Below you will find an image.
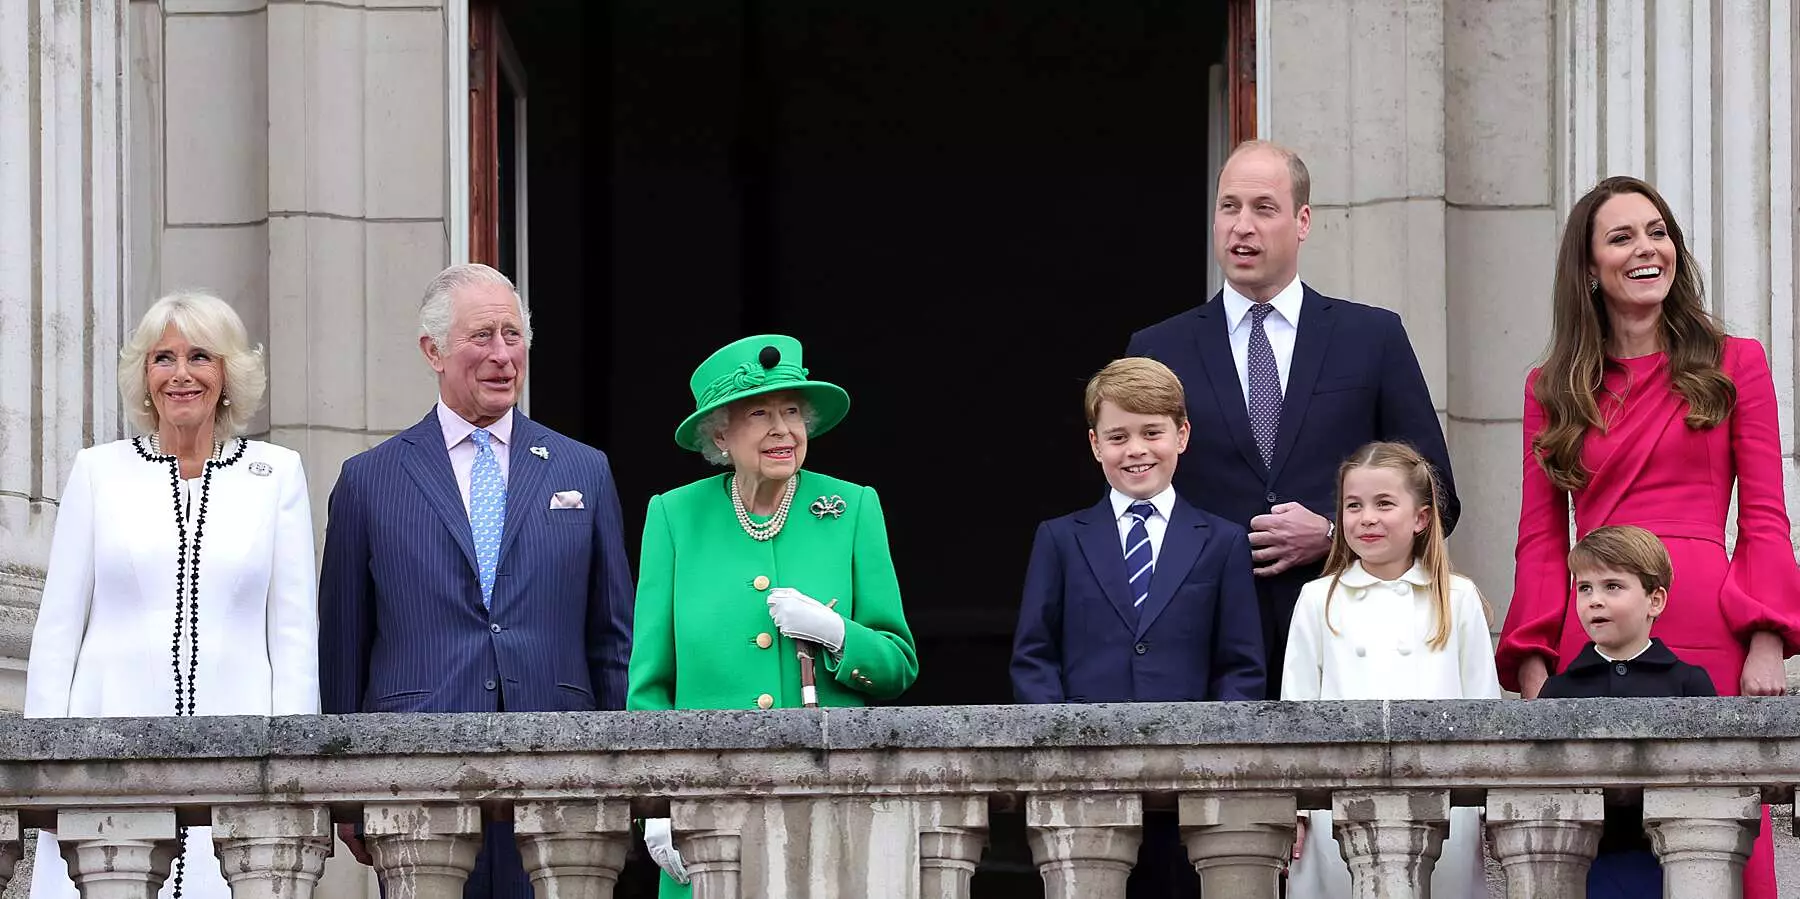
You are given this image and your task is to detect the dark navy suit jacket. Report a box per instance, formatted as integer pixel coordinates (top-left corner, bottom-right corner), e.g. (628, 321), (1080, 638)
(1125, 286), (1457, 698)
(1011, 492), (1265, 704)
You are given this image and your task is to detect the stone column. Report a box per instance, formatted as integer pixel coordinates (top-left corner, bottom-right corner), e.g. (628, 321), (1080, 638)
(1023, 794), (1142, 899)
(1178, 791), (1295, 897)
(1644, 786), (1761, 897)
(0, 0), (129, 714)
(56, 809), (180, 899)
(513, 800), (632, 899)
(0, 810), (19, 893)
(363, 802), (483, 899)
(210, 805), (331, 899)
(672, 799), (753, 899)
(1330, 790), (1448, 899)
(917, 797), (988, 899)
(1485, 788), (1603, 899)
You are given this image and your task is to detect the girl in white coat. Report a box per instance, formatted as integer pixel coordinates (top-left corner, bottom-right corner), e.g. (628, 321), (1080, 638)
(1281, 441), (1500, 899)
(24, 291), (319, 899)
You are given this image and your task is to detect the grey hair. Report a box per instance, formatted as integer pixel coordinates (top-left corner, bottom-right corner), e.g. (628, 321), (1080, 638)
(419, 263), (532, 352)
(119, 290), (267, 438)
(697, 396), (818, 466)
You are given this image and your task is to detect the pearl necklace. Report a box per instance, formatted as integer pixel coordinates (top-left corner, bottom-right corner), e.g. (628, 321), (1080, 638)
(732, 475), (797, 541)
(147, 433), (224, 463)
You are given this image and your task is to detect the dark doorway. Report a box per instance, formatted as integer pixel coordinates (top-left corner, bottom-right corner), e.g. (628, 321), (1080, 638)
(490, 2), (1238, 895)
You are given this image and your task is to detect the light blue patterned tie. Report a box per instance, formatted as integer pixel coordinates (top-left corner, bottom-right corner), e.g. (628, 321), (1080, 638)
(1125, 501), (1156, 612)
(469, 428), (505, 609)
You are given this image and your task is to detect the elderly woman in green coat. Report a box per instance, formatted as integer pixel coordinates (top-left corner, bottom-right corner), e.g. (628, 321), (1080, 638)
(628, 334), (919, 894)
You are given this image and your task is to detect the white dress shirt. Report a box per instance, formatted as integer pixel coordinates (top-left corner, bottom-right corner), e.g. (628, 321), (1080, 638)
(1222, 276), (1304, 404)
(1110, 485), (1176, 563)
(437, 400), (513, 515)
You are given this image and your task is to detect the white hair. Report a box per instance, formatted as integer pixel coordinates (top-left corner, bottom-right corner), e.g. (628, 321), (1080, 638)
(698, 396), (818, 466)
(419, 263), (532, 352)
(119, 291), (267, 438)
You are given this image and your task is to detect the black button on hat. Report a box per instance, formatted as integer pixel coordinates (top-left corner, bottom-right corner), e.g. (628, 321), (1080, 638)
(759, 345), (781, 368)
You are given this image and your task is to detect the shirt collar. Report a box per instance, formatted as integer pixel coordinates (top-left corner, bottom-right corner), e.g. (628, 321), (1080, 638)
(436, 398), (514, 450)
(1337, 559), (1433, 589)
(1110, 485), (1176, 523)
(1222, 276), (1305, 333)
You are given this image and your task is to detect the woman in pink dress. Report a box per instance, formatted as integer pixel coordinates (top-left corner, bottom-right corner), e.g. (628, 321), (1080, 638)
(1496, 175), (1800, 898)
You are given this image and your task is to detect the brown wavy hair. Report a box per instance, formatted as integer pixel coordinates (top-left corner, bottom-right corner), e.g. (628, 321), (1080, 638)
(1534, 176), (1735, 492)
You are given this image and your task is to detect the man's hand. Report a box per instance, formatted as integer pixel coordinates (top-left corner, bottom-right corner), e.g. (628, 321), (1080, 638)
(1247, 502), (1333, 577)
(1742, 631), (1788, 696)
(337, 822), (372, 866)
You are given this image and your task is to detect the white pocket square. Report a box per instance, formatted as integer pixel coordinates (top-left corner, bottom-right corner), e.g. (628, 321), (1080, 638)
(550, 490), (585, 510)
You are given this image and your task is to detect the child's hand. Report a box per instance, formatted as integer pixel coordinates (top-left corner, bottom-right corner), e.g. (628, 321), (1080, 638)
(1292, 815), (1307, 861)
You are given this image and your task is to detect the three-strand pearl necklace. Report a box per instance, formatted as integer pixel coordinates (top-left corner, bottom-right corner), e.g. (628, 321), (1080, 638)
(731, 475), (796, 541)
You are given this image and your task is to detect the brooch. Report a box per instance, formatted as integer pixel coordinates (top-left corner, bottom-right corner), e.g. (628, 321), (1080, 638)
(248, 461), (273, 477)
(810, 494), (846, 519)
(529, 446), (549, 460)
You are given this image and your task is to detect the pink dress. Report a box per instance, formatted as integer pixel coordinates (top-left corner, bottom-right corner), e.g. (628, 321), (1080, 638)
(1498, 337), (1800, 898)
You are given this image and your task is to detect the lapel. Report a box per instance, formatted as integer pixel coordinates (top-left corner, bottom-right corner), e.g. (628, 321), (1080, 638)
(1192, 294), (1268, 474)
(1135, 496), (1210, 638)
(1268, 285), (1335, 484)
(1072, 497), (1139, 632)
(498, 413), (551, 564)
(398, 411), (480, 578)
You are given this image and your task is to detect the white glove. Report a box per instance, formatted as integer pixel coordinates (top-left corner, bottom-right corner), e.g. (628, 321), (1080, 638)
(767, 587), (846, 652)
(644, 818), (691, 884)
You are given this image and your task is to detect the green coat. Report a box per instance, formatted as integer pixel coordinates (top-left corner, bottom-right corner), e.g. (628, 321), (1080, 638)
(627, 471), (920, 898)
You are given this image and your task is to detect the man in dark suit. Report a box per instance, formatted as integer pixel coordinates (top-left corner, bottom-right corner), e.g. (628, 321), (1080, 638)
(1127, 140), (1458, 701)
(319, 263), (635, 899)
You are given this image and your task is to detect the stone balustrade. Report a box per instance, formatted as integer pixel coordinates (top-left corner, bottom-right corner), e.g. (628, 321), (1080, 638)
(0, 698), (1793, 898)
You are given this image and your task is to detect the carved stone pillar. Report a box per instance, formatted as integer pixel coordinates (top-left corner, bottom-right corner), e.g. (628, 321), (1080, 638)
(1485, 788), (1603, 899)
(1024, 794), (1142, 899)
(672, 799), (753, 899)
(1179, 791), (1295, 897)
(513, 799), (632, 899)
(210, 805), (331, 899)
(1644, 786), (1761, 897)
(917, 797), (988, 899)
(56, 808), (180, 899)
(364, 802), (483, 899)
(1330, 790), (1449, 899)
(0, 810), (20, 892)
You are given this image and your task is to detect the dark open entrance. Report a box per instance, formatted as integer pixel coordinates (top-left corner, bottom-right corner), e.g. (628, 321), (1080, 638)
(479, 2), (1245, 894)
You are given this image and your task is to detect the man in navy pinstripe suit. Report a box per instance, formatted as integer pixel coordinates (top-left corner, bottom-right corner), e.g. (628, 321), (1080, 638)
(319, 263), (635, 899)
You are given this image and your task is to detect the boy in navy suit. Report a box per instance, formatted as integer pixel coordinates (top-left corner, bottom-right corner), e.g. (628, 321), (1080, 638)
(1011, 357), (1265, 897)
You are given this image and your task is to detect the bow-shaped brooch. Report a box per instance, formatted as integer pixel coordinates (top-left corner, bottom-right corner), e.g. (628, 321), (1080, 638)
(810, 494), (847, 520)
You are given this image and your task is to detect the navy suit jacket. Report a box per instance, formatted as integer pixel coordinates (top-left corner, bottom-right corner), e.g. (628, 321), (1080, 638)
(1125, 286), (1457, 697)
(319, 410), (634, 716)
(1011, 493), (1265, 704)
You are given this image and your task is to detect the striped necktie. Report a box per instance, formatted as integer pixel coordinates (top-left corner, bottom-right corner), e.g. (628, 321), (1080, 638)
(1125, 501), (1156, 609)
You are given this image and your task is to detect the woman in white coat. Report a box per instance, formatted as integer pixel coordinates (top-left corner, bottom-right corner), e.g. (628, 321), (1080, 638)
(25, 291), (319, 899)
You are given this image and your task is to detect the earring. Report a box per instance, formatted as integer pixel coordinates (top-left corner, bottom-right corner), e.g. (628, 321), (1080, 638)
(143, 395), (151, 407)
(222, 396), (232, 407)
(1588, 277), (1599, 293)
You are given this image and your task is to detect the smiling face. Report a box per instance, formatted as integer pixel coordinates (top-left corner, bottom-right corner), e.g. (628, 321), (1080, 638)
(1089, 401), (1189, 500)
(1339, 465), (1430, 575)
(1573, 563), (1666, 657)
(423, 281), (528, 427)
(1213, 147), (1310, 301)
(717, 391), (809, 483)
(1588, 191), (1676, 317)
(146, 323), (224, 433)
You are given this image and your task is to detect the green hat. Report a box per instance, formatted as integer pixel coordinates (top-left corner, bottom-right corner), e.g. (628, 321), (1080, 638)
(674, 334), (851, 452)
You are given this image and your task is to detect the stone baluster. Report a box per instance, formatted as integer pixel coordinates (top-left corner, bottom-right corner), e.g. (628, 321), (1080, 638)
(1330, 789), (1449, 899)
(56, 808), (180, 899)
(1024, 794), (1142, 899)
(211, 805), (332, 899)
(917, 796), (988, 899)
(514, 799), (632, 899)
(1485, 788), (1603, 899)
(672, 799), (753, 899)
(1, 810), (20, 892)
(1179, 791), (1295, 897)
(364, 802), (484, 899)
(1644, 786), (1761, 897)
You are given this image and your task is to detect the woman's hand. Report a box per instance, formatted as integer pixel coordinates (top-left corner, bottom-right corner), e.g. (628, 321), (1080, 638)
(1292, 815), (1307, 862)
(767, 587), (846, 652)
(1741, 631), (1789, 696)
(1517, 655), (1550, 699)
(644, 818), (691, 884)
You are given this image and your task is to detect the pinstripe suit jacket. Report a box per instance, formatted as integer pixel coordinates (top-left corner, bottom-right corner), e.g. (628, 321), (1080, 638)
(318, 409), (634, 714)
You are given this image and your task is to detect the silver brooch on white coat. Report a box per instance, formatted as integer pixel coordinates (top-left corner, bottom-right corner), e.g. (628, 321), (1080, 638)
(529, 446), (549, 460)
(248, 462), (273, 477)
(810, 495), (846, 519)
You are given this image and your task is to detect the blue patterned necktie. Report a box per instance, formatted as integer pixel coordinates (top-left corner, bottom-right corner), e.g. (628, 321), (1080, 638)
(1246, 302), (1283, 467)
(1125, 501), (1156, 611)
(469, 428), (506, 609)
